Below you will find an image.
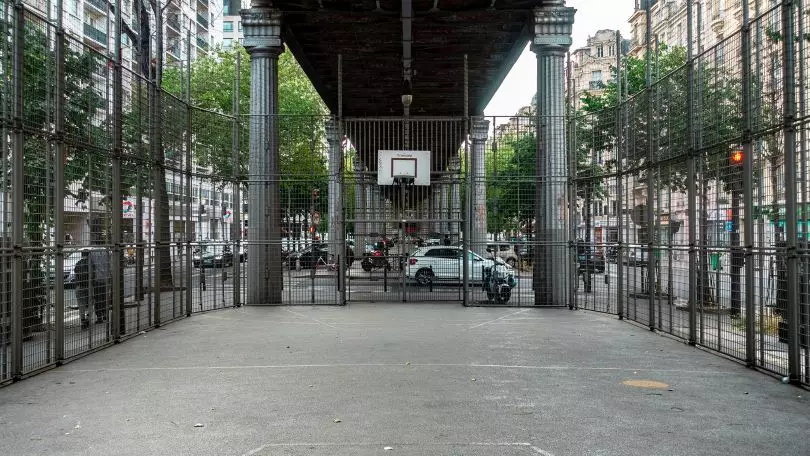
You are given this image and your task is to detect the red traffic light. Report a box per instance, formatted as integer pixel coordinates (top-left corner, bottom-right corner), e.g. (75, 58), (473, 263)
(309, 225), (315, 233)
(730, 150), (744, 164)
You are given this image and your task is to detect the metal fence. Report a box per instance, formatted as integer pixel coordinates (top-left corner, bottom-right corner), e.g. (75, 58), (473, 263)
(572, 2), (810, 385)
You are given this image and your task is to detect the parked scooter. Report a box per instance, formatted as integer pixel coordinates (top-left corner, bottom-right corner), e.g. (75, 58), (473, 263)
(483, 257), (516, 304)
(361, 248), (391, 272)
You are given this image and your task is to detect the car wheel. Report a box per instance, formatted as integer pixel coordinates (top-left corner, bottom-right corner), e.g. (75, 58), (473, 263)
(506, 258), (517, 268)
(415, 268), (434, 285)
(361, 261), (372, 272)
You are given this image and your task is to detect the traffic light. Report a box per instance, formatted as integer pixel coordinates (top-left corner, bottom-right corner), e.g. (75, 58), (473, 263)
(309, 225), (315, 234)
(730, 150), (744, 166)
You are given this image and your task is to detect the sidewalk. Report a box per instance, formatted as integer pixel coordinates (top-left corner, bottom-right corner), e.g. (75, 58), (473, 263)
(1, 304), (808, 456)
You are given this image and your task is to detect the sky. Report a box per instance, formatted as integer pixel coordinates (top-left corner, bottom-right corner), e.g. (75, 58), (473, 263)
(484, 0), (636, 118)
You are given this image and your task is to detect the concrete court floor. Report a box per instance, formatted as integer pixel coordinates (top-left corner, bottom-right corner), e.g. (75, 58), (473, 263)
(0, 304), (808, 456)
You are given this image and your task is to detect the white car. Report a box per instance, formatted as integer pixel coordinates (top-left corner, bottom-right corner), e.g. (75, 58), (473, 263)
(405, 246), (500, 284)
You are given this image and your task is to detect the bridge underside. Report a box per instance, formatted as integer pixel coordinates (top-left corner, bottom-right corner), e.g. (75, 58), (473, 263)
(242, 0), (574, 306)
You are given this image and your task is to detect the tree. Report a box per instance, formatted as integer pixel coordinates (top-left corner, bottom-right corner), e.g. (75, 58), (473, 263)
(161, 44), (328, 242)
(1, 18), (115, 249)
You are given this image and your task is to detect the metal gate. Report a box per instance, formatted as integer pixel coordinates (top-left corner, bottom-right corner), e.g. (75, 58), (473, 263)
(342, 117), (468, 303)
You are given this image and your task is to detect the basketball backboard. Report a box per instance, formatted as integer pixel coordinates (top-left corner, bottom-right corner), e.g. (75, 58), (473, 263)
(377, 150), (430, 186)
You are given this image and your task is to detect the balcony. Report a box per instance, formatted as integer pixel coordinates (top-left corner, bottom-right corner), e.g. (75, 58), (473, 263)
(589, 80), (605, 90)
(196, 13), (209, 28)
(167, 16), (181, 33)
(84, 0), (106, 15)
(196, 37), (209, 50)
(83, 23), (107, 46)
(167, 45), (181, 59)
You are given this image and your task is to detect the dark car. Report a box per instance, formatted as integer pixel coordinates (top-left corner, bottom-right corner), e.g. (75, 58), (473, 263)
(287, 244), (328, 270)
(576, 241), (605, 273)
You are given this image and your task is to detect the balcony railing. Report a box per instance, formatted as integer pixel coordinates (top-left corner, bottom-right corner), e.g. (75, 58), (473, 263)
(196, 37), (209, 50)
(167, 16), (181, 32)
(196, 13), (209, 28)
(84, 0), (106, 14)
(84, 23), (107, 45)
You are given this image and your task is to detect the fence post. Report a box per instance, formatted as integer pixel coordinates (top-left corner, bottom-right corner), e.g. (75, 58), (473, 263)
(185, 29), (193, 316)
(645, 1), (656, 330)
(616, 30), (624, 321)
(232, 50), (241, 308)
(10, 0), (24, 379)
(686, 0), (698, 345)
(111, 0), (124, 340)
(462, 54), (470, 306)
(53, 0), (66, 360)
(741, 0), (756, 366)
(566, 52), (577, 310)
(782, 0), (801, 383)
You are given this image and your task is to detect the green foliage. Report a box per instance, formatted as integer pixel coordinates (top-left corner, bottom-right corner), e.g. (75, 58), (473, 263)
(161, 45), (328, 218)
(1, 19), (111, 245)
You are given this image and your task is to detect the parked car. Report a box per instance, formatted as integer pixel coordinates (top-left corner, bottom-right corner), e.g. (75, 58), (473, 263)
(621, 244), (649, 267)
(193, 244), (234, 268)
(576, 241), (605, 273)
(405, 246), (512, 285)
(287, 243), (328, 270)
(486, 243), (520, 268)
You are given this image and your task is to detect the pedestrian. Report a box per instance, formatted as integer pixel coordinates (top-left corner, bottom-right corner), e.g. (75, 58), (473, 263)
(88, 248), (112, 324)
(74, 249), (91, 330)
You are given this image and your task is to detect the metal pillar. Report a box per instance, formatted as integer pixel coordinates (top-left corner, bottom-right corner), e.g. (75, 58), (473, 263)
(741, 0), (756, 364)
(441, 182), (449, 236)
(241, 4), (284, 304)
(354, 159), (366, 249)
(781, 0), (801, 383)
(53, 0), (65, 360)
(231, 51), (242, 307)
(431, 185), (441, 235)
(615, 30), (624, 320)
(326, 119), (342, 283)
(470, 117), (489, 256)
(11, 0), (24, 379)
(111, 0), (123, 340)
(450, 156), (461, 241)
(687, 0), (698, 345)
(532, 1), (575, 306)
(644, 0), (656, 329)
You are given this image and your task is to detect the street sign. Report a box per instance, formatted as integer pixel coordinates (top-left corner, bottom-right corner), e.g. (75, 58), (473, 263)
(312, 211), (321, 226)
(725, 221), (733, 232)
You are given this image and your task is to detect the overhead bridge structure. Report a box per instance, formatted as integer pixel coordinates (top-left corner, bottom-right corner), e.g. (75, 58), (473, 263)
(241, 0), (576, 306)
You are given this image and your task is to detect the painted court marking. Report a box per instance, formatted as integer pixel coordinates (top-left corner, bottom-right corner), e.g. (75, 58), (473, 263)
(241, 441), (554, 456)
(469, 309), (529, 329)
(60, 362), (729, 375)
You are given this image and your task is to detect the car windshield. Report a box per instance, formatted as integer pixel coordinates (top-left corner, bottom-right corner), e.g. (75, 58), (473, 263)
(467, 251), (483, 261)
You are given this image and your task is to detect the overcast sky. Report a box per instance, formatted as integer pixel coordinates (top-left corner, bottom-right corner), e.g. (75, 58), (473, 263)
(484, 0), (635, 118)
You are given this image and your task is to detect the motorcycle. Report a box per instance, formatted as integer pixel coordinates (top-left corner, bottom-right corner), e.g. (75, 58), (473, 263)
(483, 257), (516, 304)
(361, 248), (391, 272)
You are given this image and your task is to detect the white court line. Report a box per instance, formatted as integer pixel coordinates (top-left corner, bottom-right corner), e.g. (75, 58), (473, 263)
(469, 309), (529, 329)
(59, 362), (730, 375)
(241, 441), (553, 456)
(282, 308), (338, 329)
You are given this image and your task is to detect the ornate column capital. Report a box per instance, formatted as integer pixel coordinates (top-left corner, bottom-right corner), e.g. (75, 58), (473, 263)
(240, 7), (284, 56)
(470, 117), (490, 142)
(530, 2), (576, 56)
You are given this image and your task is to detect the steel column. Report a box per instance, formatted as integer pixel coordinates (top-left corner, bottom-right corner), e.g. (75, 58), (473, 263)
(616, 30), (624, 320)
(532, 2), (575, 306)
(112, 0), (123, 339)
(232, 51), (242, 307)
(53, 0), (65, 360)
(185, 30), (194, 316)
(241, 5), (284, 304)
(741, 0), (756, 365)
(327, 120), (341, 291)
(645, 0), (656, 330)
(687, 0), (698, 345)
(11, 0), (23, 378)
(470, 117), (489, 256)
(781, 0), (801, 383)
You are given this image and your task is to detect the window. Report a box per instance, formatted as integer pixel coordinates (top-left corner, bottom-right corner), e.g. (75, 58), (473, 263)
(238, 22), (242, 32)
(223, 21), (233, 32)
(608, 45), (614, 56)
(591, 70), (602, 81)
(223, 38), (233, 49)
(68, 0), (78, 16)
(223, 0), (231, 15)
(596, 45), (604, 57)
